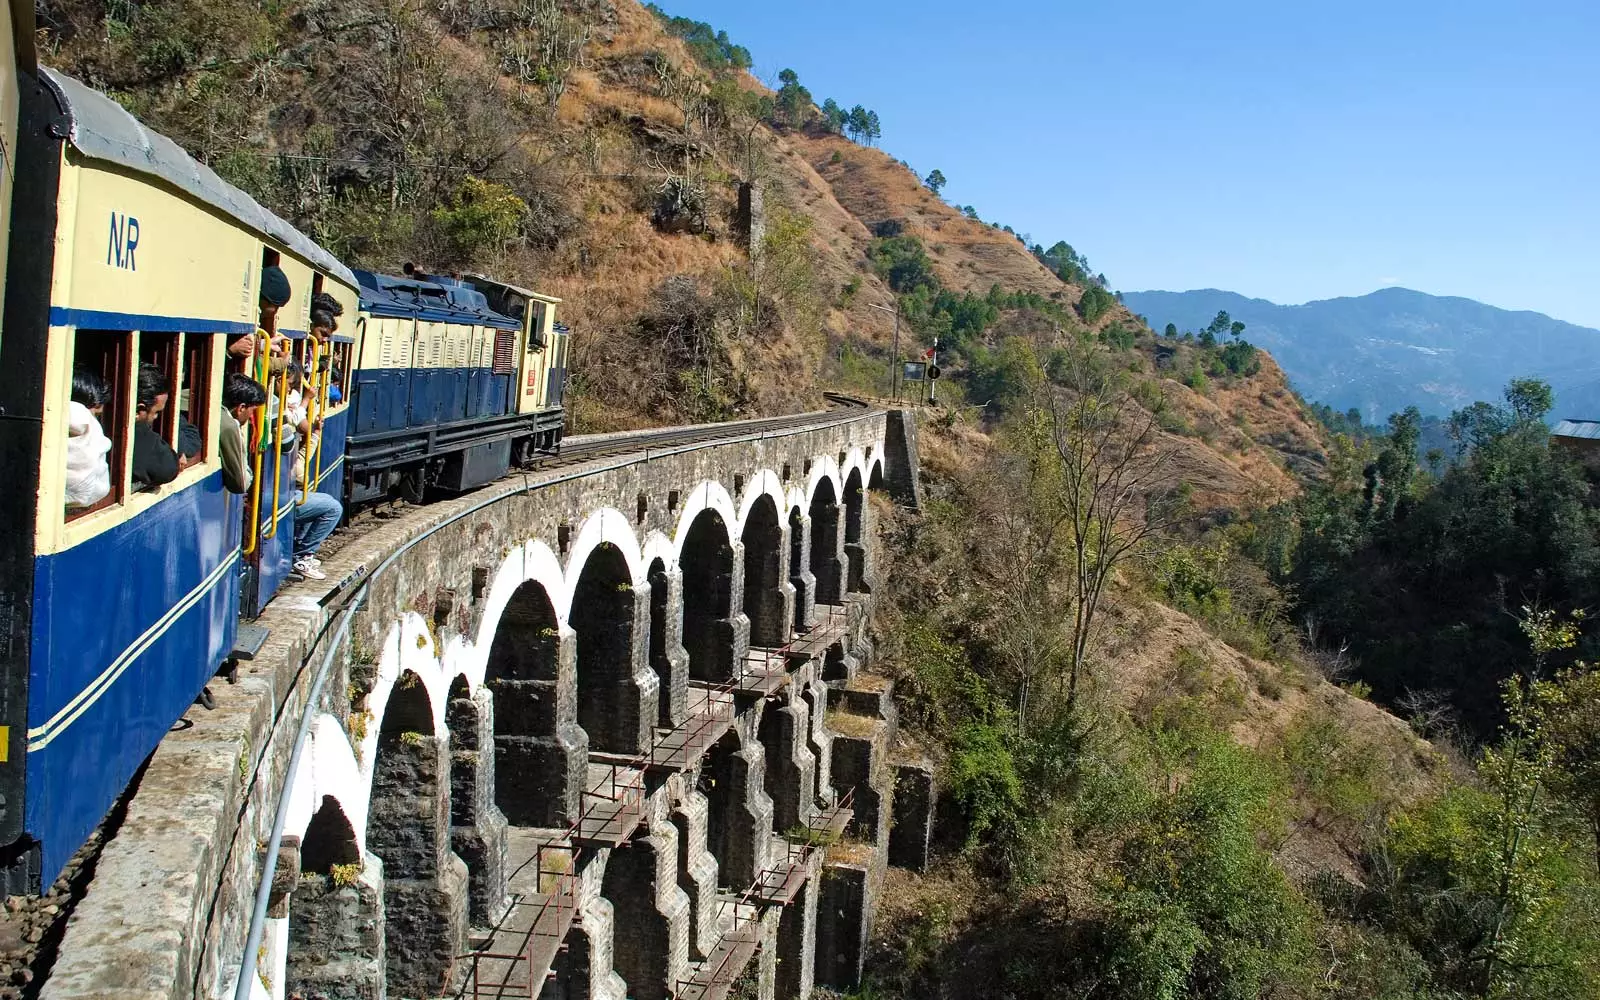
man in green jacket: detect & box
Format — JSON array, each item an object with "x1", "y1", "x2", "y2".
[{"x1": 220, "y1": 372, "x2": 268, "y2": 494}]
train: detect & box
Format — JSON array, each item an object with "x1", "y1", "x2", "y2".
[{"x1": 0, "y1": 54, "x2": 569, "y2": 889}]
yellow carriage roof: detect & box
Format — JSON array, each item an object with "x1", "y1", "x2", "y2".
[{"x1": 39, "y1": 67, "x2": 358, "y2": 288}]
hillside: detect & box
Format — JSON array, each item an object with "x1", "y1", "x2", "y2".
[
  {"x1": 1125, "y1": 286, "x2": 1600, "y2": 420},
  {"x1": 37, "y1": 0, "x2": 1328, "y2": 508}
]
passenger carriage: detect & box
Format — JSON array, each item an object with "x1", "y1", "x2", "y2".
[{"x1": 0, "y1": 68, "x2": 358, "y2": 890}]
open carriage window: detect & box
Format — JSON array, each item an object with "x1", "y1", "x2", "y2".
[
  {"x1": 66, "y1": 330, "x2": 131, "y2": 520},
  {"x1": 138, "y1": 332, "x2": 180, "y2": 449},
  {"x1": 181, "y1": 332, "x2": 213, "y2": 463}
]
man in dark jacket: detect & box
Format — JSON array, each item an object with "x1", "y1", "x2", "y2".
[
  {"x1": 220, "y1": 373, "x2": 267, "y2": 494},
  {"x1": 131, "y1": 363, "x2": 179, "y2": 490}
]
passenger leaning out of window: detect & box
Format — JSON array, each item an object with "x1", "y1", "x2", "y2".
[
  {"x1": 131, "y1": 363, "x2": 179, "y2": 490},
  {"x1": 219, "y1": 373, "x2": 268, "y2": 495},
  {"x1": 228, "y1": 263, "x2": 293, "y2": 371},
  {"x1": 283, "y1": 361, "x2": 342, "y2": 581},
  {"x1": 65, "y1": 368, "x2": 112, "y2": 509}
]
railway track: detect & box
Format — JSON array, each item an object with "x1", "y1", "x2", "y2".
[{"x1": 321, "y1": 394, "x2": 875, "y2": 567}]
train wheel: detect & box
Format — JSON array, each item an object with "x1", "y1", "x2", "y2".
[{"x1": 397, "y1": 465, "x2": 427, "y2": 505}]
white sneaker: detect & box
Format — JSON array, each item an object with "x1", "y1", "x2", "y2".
[
  {"x1": 294, "y1": 558, "x2": 326, "y2": 581},
  {"x1": 305, "y1": 556, "x2": 322, "y2": 568}
]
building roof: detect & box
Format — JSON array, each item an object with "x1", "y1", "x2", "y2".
[
  {"x1": 1552, "y1": 420, "x2": 1600, "y2": 440},
  {"x1": 40, "y1": 67, "x2": 358, "y2": 288}
]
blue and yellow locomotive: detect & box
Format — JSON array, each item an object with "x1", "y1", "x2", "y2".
[
  {"x1": 343, "y1": 268, "x2": 566, "y2": 505},
  {"x1": 0, "y1": 63, "x2": 568, "y2": 890}
]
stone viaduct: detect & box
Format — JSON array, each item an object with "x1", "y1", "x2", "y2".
[{"x1": 41, "y1": 407, "x2": 934, "y2": 1000}]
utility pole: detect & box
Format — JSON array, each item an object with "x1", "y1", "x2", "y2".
[{"x1": 868, "y1": 301, "x2": 900, "y2": 400}]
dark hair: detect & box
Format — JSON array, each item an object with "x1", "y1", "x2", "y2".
[
  {"x1": 310, "y1": 309, "x2": 337, "y2": 333},
  {"x1": 287, "y1": 361, "x2": 305, "y2": 380},
  {"x1": 72, "y1": 367, "x2": 109, "y2": 408},
  {"x1": 136, "y1": 363, "x2": 169, "y2": 410},
  {"x1": 312, "y1": 291, "x2": 343, "y2": 317},
  {"x1": 223, "y1": 373, "x2": 268, "y2": 408}
]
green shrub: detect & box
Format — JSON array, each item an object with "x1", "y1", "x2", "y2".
[
  {"x1": 1078, "y1": 285, "x2": 1115, "y2": 324},
  {"x1": 947, "y1": 722, "x2": 1024, "y2": 846},
  {"x1": 866, "y1": 235, "x2": 938, "y2": 294},
  {"x1": 428, "y1": 176, "x2": 529, "y2": 266},
  {"x1": 1096, "y1": 727, "x2": 1310, "y2": 999}
]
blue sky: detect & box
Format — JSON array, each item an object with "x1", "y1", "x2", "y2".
[{"x1": 653, "y1": 0, "x2": 1600, "y2": 327}]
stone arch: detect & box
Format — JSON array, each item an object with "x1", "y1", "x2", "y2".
[
  {"x1": 380, "y1": 672, "x2": 435, "y2": 738},
  {"x1": 572, "y1": 541, "x2": 657, "y2": 753},
  {"x1": 808, "y1": 477, "x2": 846, "y2": 605},
  {"x1": 670, "y1": 480, "x2": 739, "y2": 561},
  {"x1": 735, "y1": 470, "x2": 788, "y2": 537},
  {"x1": 680, "y1": 508, "x2": 748, "y2": 683},
  {"x1": 647, "y1": 556, "x2": 689, "y2": 727},
  {"x1": 564, "y1": 507, "x2": 647, "y2": 608},
  {"x1": 370, "y1": 670, "x2": 467, "y2": 996},
  {"x1": 843, "y1": 467, "x2": 869, "y2": 593},
  {"x1": 286, "y1": 795, "x2": 383, "y2": 1000},
  {"x1": 470, "y1": 540, "x2": 567, "y2": 686},
  {"x1": 485, "y1": 579, "x2": 586, "y2": 827},
  {"x1": 740, "y1": 494, "x2": 792, "y2": 646},
  {"x1": 287, "y1": 714, "x2": 369, "y2": 861},
  {"x1": 804, "y1": 456, "x2": 844, "y2": 516},
  {"x1": 868, "y1": 455, "x2": 886, "y2": 492},
  {"x1": 301, "y1": 795, "x2": 361, "y2": 874}
]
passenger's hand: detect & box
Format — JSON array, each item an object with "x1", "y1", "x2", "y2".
[{"x1": 228, "y1": 337, "x2": 256, "y2": 360}]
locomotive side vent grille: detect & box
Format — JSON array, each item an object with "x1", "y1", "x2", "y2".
[{"x1": 492, "y1": 332, "x2": 516, "y2": 375}]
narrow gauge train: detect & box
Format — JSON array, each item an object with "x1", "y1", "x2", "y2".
[{"x1": 0, "y1": 65, "x2": 568, "y2": 891}]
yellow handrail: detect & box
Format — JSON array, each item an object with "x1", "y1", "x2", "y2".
[
  {"x1": 311, "y1": 339, "x2": 330, "y2": 492},
  {"x1": 243, "y1": 334, "x2": 268, "y2": 557},
  {"x1": 296, "y1": 340, "x2": 319, "y2": 507},
  {"x1": 262, "y1": 353, "x2": 289, "y2": 540}
]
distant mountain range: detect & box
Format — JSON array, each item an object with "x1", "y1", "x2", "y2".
[{"x1": 1121, "y1": 287, "x2": 1600, "y2": 421}]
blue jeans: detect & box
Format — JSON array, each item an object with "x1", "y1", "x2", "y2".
[{"x1": 293, "y1": 489, "x2": 342, "y2": 559}]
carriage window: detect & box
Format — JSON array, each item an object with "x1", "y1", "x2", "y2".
[
  {"x1": 181, "y1": 332, "x2": 213, "y2": 463},
  {"x1": 66, "y1": 330, "x2": 131, "y2": 520},
  {"x1": 139, "y1": 332, "x2": 180, "y2": 448},
  {"x1": 527, "y1": 302, "x2": 547, "y2": 351},
  {"x1": 329, "y1": 341, "x2": 352, "y2": 404}
]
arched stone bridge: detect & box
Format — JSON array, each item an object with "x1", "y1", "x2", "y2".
[{"x1": 42, "y1": 407, "x2": 933, "y2": 1000}]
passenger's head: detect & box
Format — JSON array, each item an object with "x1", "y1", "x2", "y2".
[
  {"x1": 259, "y1": 265, "x2": 292, "y2": 327},
  {"x1": 71, "y1": 368, "x2": 109, "y2": 414},
  {"x1": 286, "y1": 361, "x2": 305, "y2": 390},
  {"x1": 136, "y1": 363, "x2": 169, "y2": 423},
  {"x1": 310, "y1": 309, "x2": 337, "y2": 340},
  {"x1": 223, "y1": 373, "x2": 268, "y2": 420}
]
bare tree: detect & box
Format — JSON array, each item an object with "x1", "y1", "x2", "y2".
[
  {"x1": 1045, "y1": 347, "x2": 1175, "y2": 710},
  {"x1": 967, "y1": 410, "x2": 1075, "y2": 736}
]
